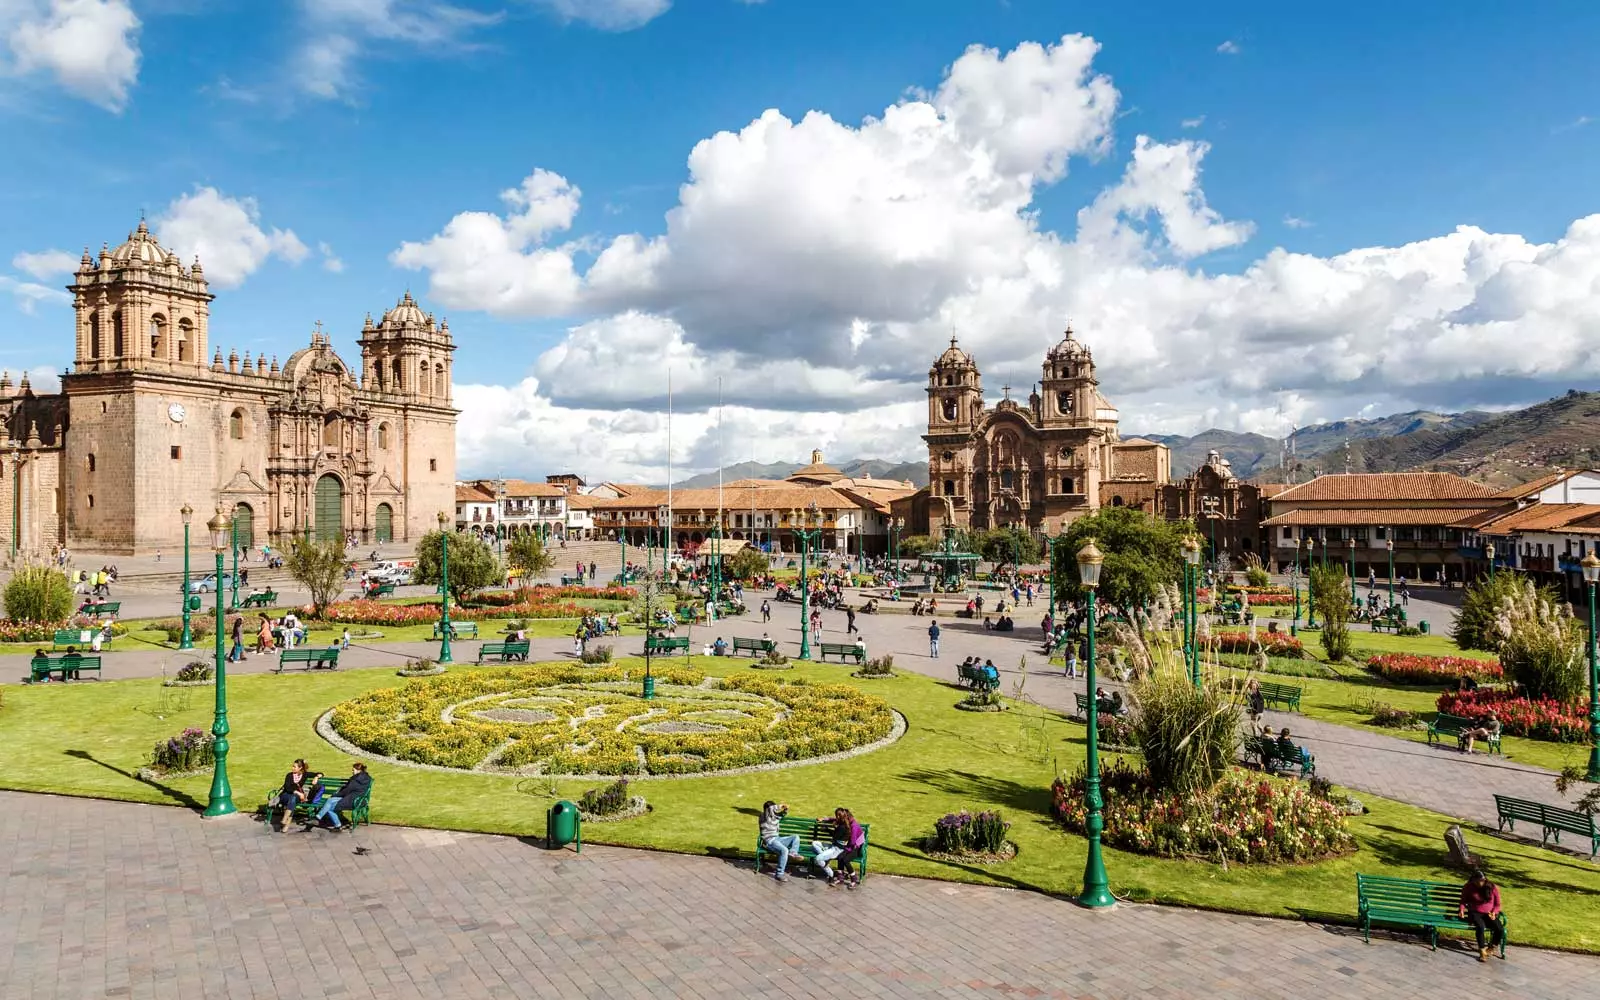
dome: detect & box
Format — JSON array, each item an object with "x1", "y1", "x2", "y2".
[
  {"x1": 933, "y1": 334, "x2": 974, "y2": 369},
  {"x1": 1046, "y1": 325, "x2": 1091, "y2": 362},
  {"x1": 107, "y1": 220, "x2": 173, "y2": 267},
  {"x1": 380, "y1": 291, "x2": 429, "y2": 329}
]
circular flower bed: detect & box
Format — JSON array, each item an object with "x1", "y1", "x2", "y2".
[
  {"x1": 327, "y1": 664, "x2": 898, "y2": 776},
  {"x1": 1366, "y1": 653, "x2": 1502, "y2": 685},
  {"x1": 1050, "y1": 759, "x2": 1356, "y2": 864}
]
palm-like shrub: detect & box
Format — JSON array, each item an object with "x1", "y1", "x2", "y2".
[
  {"x1": 1451, "y1": 571, "x2": 1524, "y2": 652},
  {"x1": 1310, "y1": 564, "x2": 1353, "y2": 662},
  {"x1": 4, "y1": 564, "x2": 73, "y2": 623},
  {"x1": 1130, "y1": 663, "x2": 1241, "y2": 795},
  {"x1": 1496, "y1": 580, "x2": 1585, "y2": 701}
]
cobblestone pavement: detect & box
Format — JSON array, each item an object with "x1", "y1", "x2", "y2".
[{"x1": 1, "y1": 790, "x2": 1592, "y2": 1000}]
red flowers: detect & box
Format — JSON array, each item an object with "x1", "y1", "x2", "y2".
[
  {"x1": 1366, "y1": 653, "x2": 1503, "y2": 686},
  {"x1": 1210, "y1": 631, "x2": 1304, "y2": 656},
  {"x1": 1436, "y1": 688, "x2": 1588, "y2": 742}
]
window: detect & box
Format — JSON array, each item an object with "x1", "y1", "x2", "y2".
[
  {"x1": 1375, "y1": 525, "x2": 1388, "y2": 539},
  {"x1": 999, "y1": 469, "x2": 1015, "y2": 490},
  {"x1": 1057, "y1": 392, "x2": 1072, "y2": 414},
  {"x1": 87, "y1": 494, "x2": 95, "y2": 508},
  {"x1": 430, "y1": 458, "x2": 438, "y2": 472},
  {"x1": 941, "y1": 398, "x2": 957, "y2": 420},
  {"x1": 377, "y1": 423, "x2": 389, "y2": 449},
  {"x1": 1282, "y1": 526, "x2": 1292, "y2": 539},
  {"x1": 229, "y1": 409, "x2": 244, "y2": 440},
  {"x1": 322, "y1": 415, "x2": 339, "y2": 447},
  {"x1": 435, "y1": 363, "x2": 445, "y2": 396},
  {"x1": 86, "y1": 454, "x2": 95, "y2": 472},
  {"x1": 170, "y1": 446, "x2": 181, "y2": 460},
  {"x1": 178, "y1": 319, "x2": 194, "y2": 362},
  {"x1": 112, "y1": 311, "x2": 125, "y2": 356},
  {"x1": 392, "y1": 359, "x2": 403, "y2": 391},
  {"x1": 101, "y1": 401, "x2": 107, "y2": 414},
  {"x1": 149, "y1": 315, "x2": 165, "y2": 357},
  {"x1": 943, "y1": 479, "x2": 956, "y2": 496},
  {"x1": 1112, "y1": 495, "x2": 1125, "y2": 507},
  {"x1": 90, "y1": 313, "x2": 103, "y2": 359}
]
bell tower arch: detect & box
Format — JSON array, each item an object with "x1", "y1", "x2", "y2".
[{"x1": 68, "y1": 220, "x2": 213, "y2": 373}]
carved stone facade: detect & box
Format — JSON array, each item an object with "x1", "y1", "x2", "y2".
[
  {"x1": 1, "y1": 221, "x2": 458, "y2": 556},
  {"x1": 1156, "y1": 450, "x2": 1266, "y2": 565},
  {"x1": 922, "y1": 327, "x2": 1170, "y2": 536}
]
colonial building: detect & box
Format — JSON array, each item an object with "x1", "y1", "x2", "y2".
[
  {"x1": 918, "y1": 327, "x2": 1170, "y2": 536},
  {"x1": 2, "y1": 220, "x2": 457, "y2": 556},
  {"x1": 1157, "y1": 449, "x2": 1267, "y2": 566}
]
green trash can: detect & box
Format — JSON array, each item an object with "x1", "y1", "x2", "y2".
[
  {"x1": 642, "y1": 674, "x2": 656, "y2": 700},
  {"x1": 1420, "y1": 620, "x2": 1430, "y2": 634},
  {"x1": 547, "y1": 799, "x2": 581, "y2": 853}
]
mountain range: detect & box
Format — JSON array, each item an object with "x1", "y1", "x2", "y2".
[{"x1": 666, "y1": 390, "x2": 1600, "y2": 491}]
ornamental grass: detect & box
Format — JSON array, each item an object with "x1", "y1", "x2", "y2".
[{"x1": 1365, "y1": 653, "x2": 1503, "y2": 686}]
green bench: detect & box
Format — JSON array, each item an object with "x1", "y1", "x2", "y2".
[
  {"x1": 80, "y1": 601, "x2": 120, "y2": 618},
  {"x1": 1356, "y1": 874, "x2": 1506, "y2": 956},
  {"x1": 239, "y1": 590, "x2": 278, "y2": 609},
  {"x1": 29, "y1": 652, "x2": 103, "y2": 682},
  {"x1": 1257, "y1": 681, "x2": 1303, "y2": 712},
  {"x1": 1427, "y1": 713, "x2": 1501, "y2": 754},
  {"x1": 1244, "y1": 735, "x2": 1315, "y2": 777},
  {"x1": 644, "y1": 635, "x2": 690, "y2": 656},
  {"x1": 755, "y1": 816, "x2": 870, "y2": 881},
  {"x1": 368, "y1": 582, "x2": 397, "y2": 598},
  {"x1": 560, "y1": 575, "x2": 582, "y2": 586},
  {"x1": 958, "y1": 661, "x2": 998, "y2": 691},
  {"x1": 1370, "y1": 608, "x2": 1407, "y2": 633},
  {"x1": 262, "y1": 776, "x2": 373, "y2": 829},
  {"x1": 816, "y1": 642, "x2": 865, "y2": 663},
  {"x1": 477, "y1": 639, "x2": 530, "y2": 663},
  {"x1": 732, "y1": 636, "x2": 775, "y2": 657},
  {"x1": 277, "y1": 647, "x2": 340, "y2": 673},
  {"x1": 1493, "y1": 794, "x2": 1599, "y2": 858},
  {"x1": 53, "y1": 628, "x2": 98, "y2": 650},
  {"x1": 431, "y1": 620, "x2": 479, "y2": 640}
]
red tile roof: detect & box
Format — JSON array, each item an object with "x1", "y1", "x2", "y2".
[{"x1": 1270, "y1": 473, "x2": 1498, "y2": 503}]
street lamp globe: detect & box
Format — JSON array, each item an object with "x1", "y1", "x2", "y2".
[
  {"x1": 1485, "y1": 541, "x2": 1495, "y2": 562},
  {"x1": 437, "y1": 511, "x2": 448, "y2": 529},
  {"x1": 181, "y1": 503, "x2": 194, "y2": 527},
  {"x1": 1386, "y1": 538, "x2": 1394, "y2": 553},
  {"x1": 207, "y1": 507, "x2": 230, "y2": 552},
  {"x1": 1583, "y1": 552, "x2": 1600, "y2": 586},
  {"x1": 1347, "y1": 537, "x2": 1355, "y2": 552},
  {"x1": 1182, "y1": 536, "x2": 1202, "y2": 567},
  {"x1": 1077, "y1": 537, "x2": 1104, "y2": 589}
]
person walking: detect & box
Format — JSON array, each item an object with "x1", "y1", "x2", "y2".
[
  {"x1": 845, "y1": 606, "x2": 858, "y2": 635},
  {"x1": 761, "y1": 599, "x2": 771, "y2": 623},
  {"x1": 228, "y1": 616, "x2": 245, "y2": 663},
  {"x1": 928, "y1": 620, "x2": 941, "y2": 659},
  {"x1": 1368, "y1": 568, "x2": 1376, "y2": 591}
]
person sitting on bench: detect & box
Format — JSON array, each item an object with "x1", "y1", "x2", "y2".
[
  {"x1": 1095, "y1": 687, "x2": 1116, "y2": 715},
  {"x1": 1458, "y1": 869, "x2": 1505, "y2": 962},
  {"x1": 982, "y1": 660, "x2": 999, "y2": 688},
  {"x1": 711, "y1": 636, "x2": 729, "y2": 657},
  {"x1": 982, "y1": 615, "x2": 995, "y2": 630},
  {"x1": 995, "y1": 615, "x2": 1014, "y2": 632},
  {"x1": 1462, "y1": 713, "x2": 1499, "y2": 754},
  {"x1": 853, "y1": 635, "x2": 866, "y2": 659},
  {"x1": 1275, "y1": 727, "x2": 1298, "y2": 761},
  {"x1": 309, "y1": 762, "x2": 371, "y2": 832},
  {"x1": 30, "y1": 648, "x2": 50, "y2": 680}
]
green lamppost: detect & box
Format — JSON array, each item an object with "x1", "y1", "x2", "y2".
[
  {"x1": 178, "y1": 503, "x2": 195, "y2": 649},
  {"x1": 1386, "y1": 535, "x2": 1395, "y2": 611},
  {"x1": 202, "y1": 506, "x2": 236, "y2": 818},
  {"x1": 1045, "y1": 522, "x2": 1059, "y2": 618},
  {"x1": 793, "y1": 503, "x2": 822, "y2": 660},
  {"x1": 229, "y1": 517, "x2": 240, "y2": 611},
  {"x1": 1182, "y1": 536, "x2": 1202, "y2": 687},
  {"x1": 1290, "y1": 537, "x2": 1301, "y2": 637},
  {"x1": 1348, "y1": 537, "x2": 1357, "y2": 606},
  {"x1": 436, "y1": 511, "x2": 453, "y2": 663},
  {"x1": 1305, "y1": 536, "x2": 1318, "y2": 629},
  {"x1": 1486, "y1": 541, "x2": 1496, "y2": 581},
  {"x1": 618, "y1": 526, "x2": 626, "y2": 585},
  {"x1": 889, "y1": 517, "x2": 904, "y2": 588},
  {"x1": 1076, "y1": 538, "x2": 1114, "y2": 909},
  {"x1": 1582, "y1": 552, "x2": 1600, "y2": 783}
]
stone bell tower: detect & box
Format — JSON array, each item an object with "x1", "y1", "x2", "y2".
[
  {"x1": 69, "y1": 220, "x2": 213, "y2": 373},
  {"x1": 923, "y1": 336, "x2": 984, "y2": 531}
]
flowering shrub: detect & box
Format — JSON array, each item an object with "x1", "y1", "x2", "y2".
[
  {"x1": 151, "y1": 617, "x2": 214, "y2": 643},
  {"x1": 1217, "y1": 585, "x2": 1296, "y2": 602},
  {"x1": 579, "y1": 777, "x2": 633, "y2": 816},
  {"x1": 1208, "y1": 631, "x2": 1304, "y2": 657},
  {"x1": 1097, "y1": 712, "x2": 1137, "y2": 747},
  {"x1": 313, "y1": 598, "x2": 586, "y2": 626},
  {"x1": 0, "y1": 619, "x2": 67, "y2": 643},
  {"x1": 175, "y1": 661, "x2": 214, "y2": 683},
  {"x1": 474, "y1": 585, "x2": 636, "y2": 607},
  {"x1": 1050, "y1": 759, "x2": 1355, "y2": 863},
  {"x1": 1436, "y1": 689, "x2": 1588, "y2": 742},
  {"x1": 149, "y1": 728, "x2": 216, "y2": 774},
  {"x1": 1366, "y1": 653, "x2": 1503, "y2": 686},
  {"x1": 928, "y1": 809, "x2": 1010, "y2": 855}
]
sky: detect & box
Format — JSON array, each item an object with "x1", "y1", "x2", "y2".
[{"x1": 3, "y1": 0, "x2": 1600, "y2": 482}]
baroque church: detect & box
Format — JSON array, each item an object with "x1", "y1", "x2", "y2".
[
  {"x1": 916, "y1": 327, "x2": 1171, "y2": 536},
  {"x1": 0, "y1": 221, "x2": 456, "y2": 556}
]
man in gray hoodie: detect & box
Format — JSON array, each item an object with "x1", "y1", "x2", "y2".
[{"x1": 760, "y1": 801, "x2": 801, "y2": 882}]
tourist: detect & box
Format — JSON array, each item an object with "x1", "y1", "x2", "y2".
[
  {"x1": 712, "y1": 636, "x2": 729, "y2": 656},
  {"x1": 1462, "y1": 713, "x2": 1500, "y2": 754},
  {"x1": 995, "y1": 615, "x2": 1014, "y2": 632},
  {"x1": 811, "y1": 807, "x2": 865, "y2": 887},
  {"x1": 853, "y1": 635, "x2": 866, "y2": 660},
  {"x1": 1275, "y1": 727, "x2": 1298, "y2": 761},
  {"x1": 1065, "y1": 646, "x2": 1079, "y2": 679},
  {"x1": 1368, "y1": 568, "x2": 1377, "y2": 591},
  {"x1": 275, "y1": 759, "x2": 310, "y2": 831},
  {"x1": 810, "y1": 609, "x2": 822, "y2": 636},
  {"x1": 256, "y1": 614, "x2": 274, "y2": 654},
  {"x1": 229, "y1": 616, "x2": 244, "y2": 663},
  {"x1": 1400, "y1": 584, "x2": 1410, "y2": 607},
  {"x1": 340, "y1": 627, "x2": 351, "y2": 651},
  {"x1": 573, "y1": 629, "x2": 585, "y2": 658},
  {"x1": 1458, "y1": 870, "x2": 1505, "y2": 961},
  {"x1": 845, "y1": 606, "x2": 858, "y2": 635},
  {"x1": 982, "y1": 615, "x2": 994, "y2": 630},
  {"x1": 309, "y1": 762, "x2": 371, "y2": 832},
  {"x1": 759, "y1": 801, "x2": 800, "y2": 882},
  {"x1": 1246, "y1": 679, "x2": 1265, "y2": 727},
  {"x1": 1109, "y1": 690, "x2": 1125, "y2": 715},
  {"x1": 1094, "y1": 687, "x2": 1114, "y2": 715},
  {"x1": 927, "y1": 620, "x2": 941, "y2": 658},
  {"x1": 982, "y1": 659, "x2": 999, "y2": 689}
]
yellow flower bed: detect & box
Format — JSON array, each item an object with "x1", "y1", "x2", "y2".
[{"x1": 329, "y1": 664, "x2": 895, "y2": 776}]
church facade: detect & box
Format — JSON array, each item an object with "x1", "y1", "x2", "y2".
[
  {"x1": 919, "y1": 327, "x2": 1170, "y2": 536},
  {"x1": 0, "y1": 221, "x2": 456, "y2": 557}
]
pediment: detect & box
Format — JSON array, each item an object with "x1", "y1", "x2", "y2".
[
  {"x1": 220, "y1": 466, "x2": 267, "y2": 494},
  {"x1": 373, "y1": 470, "x2": 404, "y2": 496}
]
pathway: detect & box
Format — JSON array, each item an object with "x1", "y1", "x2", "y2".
[{"x1": 0, "y1": 790, "x2": 1590, "y2": 1000}]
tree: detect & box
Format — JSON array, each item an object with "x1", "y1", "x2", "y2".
[
  {"x1": 286, "y1": 537, "x2": 348, "y2": 617},
  {"x1": 726, "y1": 546, "x2": 769, "y2": 581},
  {"x1": 506, "y1": 532, "x2": 555, "y2": 585},
  {"x1": 1053, "y1": 506, "x2": 1193, "y2": 615},
  {"x1": 1451, "y1": 571, "x2": 1524, "y2": 652},
  {"x1": 413, "y1": 530, "x2": 503, "y2": 606},
  {"x1": 974, "y1": 527, "x2": 1042, "y2": 567},
  {"x1": 898, "y1": 534, "x2": 937, "y2": 558},
  {"x1": 1310, "y1": 564, "x2": 1353, "y2": 662},
  {"x1": 3, "y1": 563, "x2": 74, "y2": 622}
]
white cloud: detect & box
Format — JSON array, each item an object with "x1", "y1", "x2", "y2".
[
  {"x1": 1180, "y1": 115, "x2": 1205, "y2": 129},
  {"x1": 1282, "y1": 215, "x2": 1312, "y2": 229},
  {"x1": 529, "y1": 0, "x2": 671, "y2": 31},
  {"x1": 291, "y1": 0, "x2": 502, "y2": 100},
  {"x1": 1553, "y1": 114, "x2": 1594, "y2": 134},
  {"x1": 154, "y1": 188, "x2": 310, "y2": 288},
  {"x1": 4, "y1": 0, "x2": 141, "y2": 111},
  {"x1": 1216, "y1": 40, "x2": 1240, "y2": 55},
  {"x1": 318, "y1": 242, "x2": 345, "y2": 273},
  {"x1": 394, "y1": 33, "x2": 1600, "y2": 477},
  {"x1": 0, "y1": 275, "x2": 70, "y2": 314},
  {"x1": 11, "y1": 249, "x2": 77, "y2": 280}
]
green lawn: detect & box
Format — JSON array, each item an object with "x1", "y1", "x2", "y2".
[{"x1": 1, "y1": 657, "x2": 1597, "y2": 952}]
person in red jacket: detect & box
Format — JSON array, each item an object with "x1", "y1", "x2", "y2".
[{"x1": 1458, "y1": 869, "x2": 1504, "y2": 961}]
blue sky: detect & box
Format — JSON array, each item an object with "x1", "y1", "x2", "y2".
[{"x1": 3, "y1": 1, "x2": 1600, "y2": 479}]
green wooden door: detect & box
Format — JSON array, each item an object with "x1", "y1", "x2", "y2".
[
  {"x1": 231, "y1": 503, "x2": 255, "y2": 550},
  {"x1": 375, "y1": 503, "x2": 393, "y2": 543},
  {"x1": 315, "y1": 475, "x2": 343, "y2": 542}
]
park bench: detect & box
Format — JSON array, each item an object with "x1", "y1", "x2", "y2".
[
  {"x1": 29, "y1": 652, "x2": 103, "y2": 682},
  {"x1": 560, "y1": 574, "x2": 582, "y2": 586},
  {"x1": 1492, "y1": 794, "x2": 1599, "y2": 858},
  {"x1": 754, "y1": 816, "x2": 871, "y2": 881},
  {"x1": 1355, "y1": 873, "x2": 1506, "y2": 956},
  {"x1": 817, "y1": 642, "x2": 865, "y2": 664},
  {"x1": 239, "y1": 590, "x2": 278, "y2": 609},
  {"x1": 1243, "y1": 735, "x2": 1316, "y2": 778},
  {"x1": 262, "y1": 775, "x2": 373, "y2": 829},
  {"x1": 958, "y1": 661, "x2": 999, "y2": 691},
  {"x1": 1256, "y1": 681, "x2": 1303, "y2": 712},
  {"x1": 1370, "y1": 608, "x2": 1407, "y2": 633},
  {"x1": 1426, "y1": 713, "x2": 1501, "y2": 754},
  {"x1": 53, "y1": 627, "x2": 97, "y2": 650},
  {"x1": 431, "y1": 620, "x2": 479, "y2": 640},
  {"x1": 1073, "y1": 692, "x2": 1129, "y2": 719},
  {"x1": 644, "y1": 635, "x2": 690, "y2": 656},
  {"x1": 477, "y1": 639, "x2": 531, "y2": 663},
  {"x1": 79, "y1": 601, "x2": 120, "y2": 618},
  {"x1": 369, "y1": 583, "x2": 397, "y2": 598},
  {"x1": 732, "y1": 636, "x2": 775, "y2": 657},
  {"x1": 277, "y1": 647, "x2": 340, "y2": 673}
]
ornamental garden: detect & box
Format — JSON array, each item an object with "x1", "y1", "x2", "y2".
[{"x1": 2, "y1": 514, "x2": 1600, "y2": 954}]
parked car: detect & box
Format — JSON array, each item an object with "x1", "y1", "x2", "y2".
[{"x1": 180, "y1": 572, "x2": 236, "y2": 594}]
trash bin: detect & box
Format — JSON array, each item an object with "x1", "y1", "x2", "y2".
[
  {"x1": 642, "y1": 674, "x2": 656, "y2": 700},
  {"x1": 547, "y1": 800, "x2": 580, "y2": 853},
  {"x1": 1420, "y1": 620, "x2": 1430, "y2": 634}
]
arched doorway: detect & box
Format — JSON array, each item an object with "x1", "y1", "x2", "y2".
[
  {"x1": 232, "y1": 503, "x2": 255, "y2": 551},
  {"x1": 314, "y1": 474, "x2": 343, "y2": 542},
  {"x1": 375, "y1": 503, "x2": 393, "y2": 543}
]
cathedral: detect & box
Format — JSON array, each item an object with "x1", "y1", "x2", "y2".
[
  {"x1": 919, "y1": 327, "x2": 1170, "y2": 535},
  {"x1": 0, "y1": 221, "x2": 456, "y2": 556}
]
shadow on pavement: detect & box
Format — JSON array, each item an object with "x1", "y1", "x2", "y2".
[{"x1": 63, "y1": 748, "x2": 204, "y2": 811}]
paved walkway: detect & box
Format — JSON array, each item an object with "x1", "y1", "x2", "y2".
[{"x1": 0, "y1": 790, "x2": 1590, "y2": 1000}]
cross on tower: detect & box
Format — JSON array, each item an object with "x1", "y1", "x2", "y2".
[
  {"x1": 312, "y1": 319, "x2": 325, "y2": 344},
  {"x1": 1001, "y1": 384, "x2": 1012, "y2": 400}
]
